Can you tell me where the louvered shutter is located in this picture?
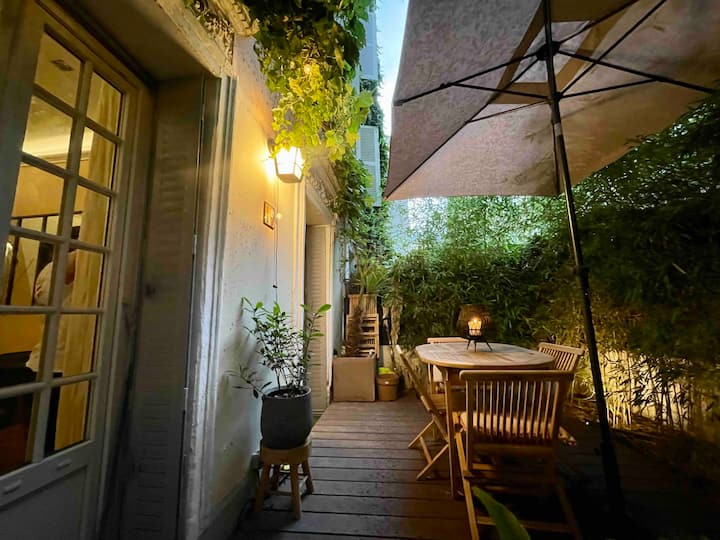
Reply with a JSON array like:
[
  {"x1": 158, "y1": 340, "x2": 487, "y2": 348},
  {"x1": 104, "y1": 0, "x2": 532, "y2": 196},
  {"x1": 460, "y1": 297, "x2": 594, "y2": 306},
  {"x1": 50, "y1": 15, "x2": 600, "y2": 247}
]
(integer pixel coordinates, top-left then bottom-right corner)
[
  {"x1": 356, "y1": 125, "x2": 381, "y2": 207},
  {"x1": 123, "y1": 78, "x2": 204, "y2": 539},
  {"x1": 304, "y1": 226, "x2": 331, "y2": 414},
  {"x1": 358, "y1": 10, "x2": 378, "y2": 81}
]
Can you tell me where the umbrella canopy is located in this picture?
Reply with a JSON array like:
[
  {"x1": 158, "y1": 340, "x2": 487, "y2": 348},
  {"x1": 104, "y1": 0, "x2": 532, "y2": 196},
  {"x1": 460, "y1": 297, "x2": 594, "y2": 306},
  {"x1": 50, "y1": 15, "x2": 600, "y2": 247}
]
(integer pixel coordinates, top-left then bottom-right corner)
[{"x1": 386, "y1": 0, "x2": 720, "y2": 200}]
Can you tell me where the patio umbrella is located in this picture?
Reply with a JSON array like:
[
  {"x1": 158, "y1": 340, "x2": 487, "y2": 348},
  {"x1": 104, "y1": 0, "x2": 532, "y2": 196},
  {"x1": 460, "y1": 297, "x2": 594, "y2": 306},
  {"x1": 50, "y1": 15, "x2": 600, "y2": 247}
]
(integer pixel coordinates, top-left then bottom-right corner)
[{"x1": 385, "y1": 0, "x2": 720, "y2": 522}]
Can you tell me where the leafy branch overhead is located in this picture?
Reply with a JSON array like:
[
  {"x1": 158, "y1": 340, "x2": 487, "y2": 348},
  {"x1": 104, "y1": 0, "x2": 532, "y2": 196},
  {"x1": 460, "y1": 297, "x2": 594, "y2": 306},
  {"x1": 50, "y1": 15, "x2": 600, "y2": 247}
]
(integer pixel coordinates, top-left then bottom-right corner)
[{"x1": 241, "y1": 0, "x2": 374, "y2": 161}]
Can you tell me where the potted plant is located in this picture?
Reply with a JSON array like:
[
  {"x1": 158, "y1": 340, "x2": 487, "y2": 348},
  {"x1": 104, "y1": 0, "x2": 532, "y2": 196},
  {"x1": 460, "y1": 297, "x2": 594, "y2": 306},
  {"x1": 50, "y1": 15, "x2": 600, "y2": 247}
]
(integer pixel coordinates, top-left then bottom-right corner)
[
  {"x1": 347, "y1": 256, "x2": 387, "y2": 317},
  {"x1": 332, "y1": 305, "x2": 377, "y2": 401},
  {"x1": 233, "y1": 299, "x2": 330, "y2": 449}
]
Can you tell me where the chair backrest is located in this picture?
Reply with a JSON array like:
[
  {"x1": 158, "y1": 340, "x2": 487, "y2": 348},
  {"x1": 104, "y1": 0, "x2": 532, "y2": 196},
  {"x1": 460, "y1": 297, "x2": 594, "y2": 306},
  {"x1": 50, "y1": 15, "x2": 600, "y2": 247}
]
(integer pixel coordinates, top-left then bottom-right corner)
[
  {"x1": 459, "y1": 370, "x2": 573, "y2": 459},
  {"x1": 538, "y1": 342, "x2": 584, "y2": 373}
]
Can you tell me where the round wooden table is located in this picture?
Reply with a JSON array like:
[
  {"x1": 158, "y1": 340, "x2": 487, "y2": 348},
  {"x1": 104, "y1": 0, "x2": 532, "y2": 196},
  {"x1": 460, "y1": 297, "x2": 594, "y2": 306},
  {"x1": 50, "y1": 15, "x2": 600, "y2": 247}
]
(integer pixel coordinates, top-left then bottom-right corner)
[
  {"x1": 416, "y1": 342, "x2": 553, "y2": 371},
  {"x1": 415, "y1": 341, "x2": 554, "y2": 496}
]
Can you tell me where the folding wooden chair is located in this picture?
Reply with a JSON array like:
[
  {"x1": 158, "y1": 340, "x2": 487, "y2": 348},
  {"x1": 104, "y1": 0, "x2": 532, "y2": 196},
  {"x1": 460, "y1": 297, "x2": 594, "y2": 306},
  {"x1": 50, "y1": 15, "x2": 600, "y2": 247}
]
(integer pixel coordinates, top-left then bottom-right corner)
[
  {"x1": 426, "y1": 337, "x2": 466, "y2": 391},
  {"x1": 398, "y1": 351, "x2": 452, "y2": 480},
  {"x1": 455, "y1": 369, "x2": 581, "y2": 539}
]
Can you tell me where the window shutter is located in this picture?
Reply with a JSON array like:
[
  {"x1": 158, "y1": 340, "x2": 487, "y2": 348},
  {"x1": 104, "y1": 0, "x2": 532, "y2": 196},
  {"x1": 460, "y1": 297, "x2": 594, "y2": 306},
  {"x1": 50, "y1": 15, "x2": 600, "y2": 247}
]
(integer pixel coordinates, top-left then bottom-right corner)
[
  {"x1": 304, "y1": 226, "x2": 331, "y2": 414},
  {"x1": 123, "y1": 78, "x2": 204, "y2": 539},
  {"x1": 358, "y1": 10, "x2": 378, "y2": 81},
  {"x1": 356, "y1": 125, "x2": 381, "y2": 207}
]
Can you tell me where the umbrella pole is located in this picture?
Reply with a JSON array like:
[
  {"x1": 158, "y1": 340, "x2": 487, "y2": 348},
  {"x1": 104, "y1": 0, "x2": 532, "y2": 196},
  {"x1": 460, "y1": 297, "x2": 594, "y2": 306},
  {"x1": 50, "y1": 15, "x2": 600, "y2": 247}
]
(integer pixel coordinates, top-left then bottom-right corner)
[{"x1": 542, "y1": 0, "x2": 626, "y2": 524}]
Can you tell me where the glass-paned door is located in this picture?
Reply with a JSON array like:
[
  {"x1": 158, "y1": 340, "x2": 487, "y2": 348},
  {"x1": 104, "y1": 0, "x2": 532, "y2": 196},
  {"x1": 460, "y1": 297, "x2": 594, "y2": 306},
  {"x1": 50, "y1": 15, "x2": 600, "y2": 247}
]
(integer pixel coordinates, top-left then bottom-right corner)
[{"x1": 0, "y1": 2, "x2": 145, "y2": 538}]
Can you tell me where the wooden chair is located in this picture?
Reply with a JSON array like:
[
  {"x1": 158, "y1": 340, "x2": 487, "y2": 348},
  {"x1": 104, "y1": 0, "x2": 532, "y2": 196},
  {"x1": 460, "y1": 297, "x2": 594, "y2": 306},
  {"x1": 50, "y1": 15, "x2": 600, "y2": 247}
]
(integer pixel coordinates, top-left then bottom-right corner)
[
  {"x1": 426, "y1": 337, "x2": 466, "y2": 391},
  {"x1": 538, "y1": 342, "x2": 584, "y2": 411},
  {"x1": 538, "y1": 342, "x2": 584, "y2": 373},
  {"x1": 454, "y1": 370, "x2": 581, "y2": 539},
  {"x1": 398, "y1": 351, "x2": 453, "y2": 480}
]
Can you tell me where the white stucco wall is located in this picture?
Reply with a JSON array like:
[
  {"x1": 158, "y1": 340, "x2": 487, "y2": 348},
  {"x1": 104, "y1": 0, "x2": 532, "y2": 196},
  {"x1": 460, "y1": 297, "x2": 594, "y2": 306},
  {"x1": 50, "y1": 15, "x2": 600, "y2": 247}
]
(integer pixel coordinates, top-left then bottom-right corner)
[{"x1": 198, "y1": 36, "x2": 306, "y2": 535}]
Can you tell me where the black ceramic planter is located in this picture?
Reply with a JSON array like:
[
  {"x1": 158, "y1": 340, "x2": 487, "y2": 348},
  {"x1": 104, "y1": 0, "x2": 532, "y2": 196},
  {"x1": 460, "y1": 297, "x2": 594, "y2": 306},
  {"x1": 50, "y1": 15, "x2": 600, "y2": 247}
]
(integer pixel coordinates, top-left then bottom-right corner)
[{"x1": 260, "y1": 386, "x2": 313, "y2": 449}]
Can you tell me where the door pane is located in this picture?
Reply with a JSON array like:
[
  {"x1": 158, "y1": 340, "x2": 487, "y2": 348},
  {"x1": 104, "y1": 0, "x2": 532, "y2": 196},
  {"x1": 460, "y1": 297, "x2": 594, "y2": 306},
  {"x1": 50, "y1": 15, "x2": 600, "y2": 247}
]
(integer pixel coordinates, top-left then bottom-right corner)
[
  {"x1": 34, "y1": 33, "x2": 81, "y2": 107},
  {"x1": 1, "y1": 235, "x2": 58, "y2": 307},
  {"x1": 54, "y1": 314, "x2": 97, "y2": 376},
  {"x1": 87, "y1": 73, "x2": 122, "y2": 134},
  {"x1": 47, "y1": 380, "x2": 90, "y2": 454},
  {"x1": 12, "y1": 165, "x2": 65, "y2": 226},
  {"x1": 82, "y1": 128, "x2": 116, "y2": 188},
  {"x1": 64, "y1": 251, "x2": 104, "y2": 308},
  {"x1": 74, "y1": 187, "x2": 110, "y2": 247},
  {"x1": 22, "y1": 97, "x2": 73, "y2": 168},
  {"x1": 0, "y1": 392, "x2": 36, "y2": 474},
  {"x1": 0, "y1": 314, "x2": 45, "y2": 380}
]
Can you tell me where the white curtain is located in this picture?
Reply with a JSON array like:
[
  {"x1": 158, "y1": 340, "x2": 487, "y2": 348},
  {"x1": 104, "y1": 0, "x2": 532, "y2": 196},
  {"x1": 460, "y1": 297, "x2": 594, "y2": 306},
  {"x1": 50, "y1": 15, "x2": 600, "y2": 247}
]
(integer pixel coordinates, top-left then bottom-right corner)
[{"x1": 55, "y1": 83, "x2": 119, "y2": 449}]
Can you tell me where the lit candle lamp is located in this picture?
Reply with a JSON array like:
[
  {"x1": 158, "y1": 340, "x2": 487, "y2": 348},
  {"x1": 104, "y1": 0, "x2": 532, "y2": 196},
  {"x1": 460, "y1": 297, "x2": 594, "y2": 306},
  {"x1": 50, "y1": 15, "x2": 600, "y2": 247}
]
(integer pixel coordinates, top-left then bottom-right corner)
[{"x1": 468, "y1": 317, "x2": 483, "y2": 336}]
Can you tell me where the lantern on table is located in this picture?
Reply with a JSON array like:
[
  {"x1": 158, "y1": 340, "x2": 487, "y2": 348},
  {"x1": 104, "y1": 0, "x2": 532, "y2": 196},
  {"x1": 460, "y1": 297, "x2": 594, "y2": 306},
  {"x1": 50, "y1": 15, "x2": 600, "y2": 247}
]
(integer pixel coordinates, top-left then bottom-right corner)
[{"x1": 456, "y1": 304, "x2": 494, "y2": 351}]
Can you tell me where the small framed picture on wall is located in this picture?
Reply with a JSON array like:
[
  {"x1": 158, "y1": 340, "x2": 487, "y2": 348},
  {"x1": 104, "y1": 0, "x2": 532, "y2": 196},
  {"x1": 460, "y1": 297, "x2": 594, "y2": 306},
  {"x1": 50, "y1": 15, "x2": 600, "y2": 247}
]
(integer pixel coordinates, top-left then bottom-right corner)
[{"x1": 263, "y1": 201, "x2": 276, "y2": 229}]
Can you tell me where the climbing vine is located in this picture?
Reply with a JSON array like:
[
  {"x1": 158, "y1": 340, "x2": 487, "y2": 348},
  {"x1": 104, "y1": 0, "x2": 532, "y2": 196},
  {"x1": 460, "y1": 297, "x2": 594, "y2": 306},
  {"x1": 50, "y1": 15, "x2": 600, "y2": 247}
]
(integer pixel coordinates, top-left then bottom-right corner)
[
  {"x1": 241, "y1": 0, "x2": 374, "y2": 161},
  {"x1": 240, "y1": 1, "x2": 390, "y2": 284},
  {"x1": 331, "y1": 76, "x2": 391, "y2": 275}
]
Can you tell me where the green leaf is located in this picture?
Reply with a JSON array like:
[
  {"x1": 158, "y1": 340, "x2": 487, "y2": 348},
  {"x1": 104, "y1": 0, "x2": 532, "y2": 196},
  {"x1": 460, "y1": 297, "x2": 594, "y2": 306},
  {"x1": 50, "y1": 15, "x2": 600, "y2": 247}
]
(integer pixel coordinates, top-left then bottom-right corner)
[
  {"x1": 356, "y1": 90, "x2": 373, "y2": 109},
  {"x1": 471, "y1": 488, "x2": 530, "y2": 540}
]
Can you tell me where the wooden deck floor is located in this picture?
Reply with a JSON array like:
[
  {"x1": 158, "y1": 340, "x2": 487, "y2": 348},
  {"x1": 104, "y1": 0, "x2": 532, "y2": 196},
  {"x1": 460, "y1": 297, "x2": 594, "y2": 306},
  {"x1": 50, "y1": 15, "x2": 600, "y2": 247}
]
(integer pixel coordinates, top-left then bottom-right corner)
[
  {"x1": 238, "y1": 395, "x2": 720, "y2": 539},
  {"x1": 240, "y1": 396, "x2": 470, "y2": 540}
]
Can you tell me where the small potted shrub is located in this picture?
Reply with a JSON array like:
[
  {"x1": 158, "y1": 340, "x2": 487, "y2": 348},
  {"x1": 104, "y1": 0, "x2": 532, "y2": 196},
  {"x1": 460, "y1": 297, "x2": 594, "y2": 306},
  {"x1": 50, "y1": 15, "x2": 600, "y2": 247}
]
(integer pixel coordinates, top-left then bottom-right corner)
[{"x1": 232, "y1": 299, "x2": 330, "y2": 449}]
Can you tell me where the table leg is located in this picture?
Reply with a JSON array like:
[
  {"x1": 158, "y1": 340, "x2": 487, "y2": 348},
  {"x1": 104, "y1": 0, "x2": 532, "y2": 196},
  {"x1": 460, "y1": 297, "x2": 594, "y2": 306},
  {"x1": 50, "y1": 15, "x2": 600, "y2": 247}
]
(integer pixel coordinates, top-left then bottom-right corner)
[{"x1": 442, "y1": 367, "x2": 460, "y2": 498}]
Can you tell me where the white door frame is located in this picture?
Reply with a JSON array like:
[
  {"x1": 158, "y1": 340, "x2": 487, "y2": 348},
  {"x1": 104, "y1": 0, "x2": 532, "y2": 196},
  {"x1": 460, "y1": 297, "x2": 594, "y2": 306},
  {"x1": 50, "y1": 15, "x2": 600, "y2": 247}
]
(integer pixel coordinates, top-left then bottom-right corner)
[{"x1": 181, "y1": 75, "x2": 235, "y2": 540}]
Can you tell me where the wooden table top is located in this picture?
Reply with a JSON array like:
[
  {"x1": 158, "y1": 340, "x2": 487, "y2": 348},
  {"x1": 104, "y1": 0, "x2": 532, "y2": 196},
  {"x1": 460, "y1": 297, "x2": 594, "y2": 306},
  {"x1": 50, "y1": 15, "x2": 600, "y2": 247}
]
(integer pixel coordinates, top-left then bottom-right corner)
[{"x1": 415, "y1": 342, "x2": 553, "y2": 370}]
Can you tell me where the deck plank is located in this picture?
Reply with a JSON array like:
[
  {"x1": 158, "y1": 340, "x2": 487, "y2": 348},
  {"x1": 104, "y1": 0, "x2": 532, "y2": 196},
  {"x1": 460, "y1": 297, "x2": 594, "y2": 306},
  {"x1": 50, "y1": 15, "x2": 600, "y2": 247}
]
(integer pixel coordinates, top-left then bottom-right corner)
[
  {"x1": 309, "y1": 456, "x2": 427, "y2": 471},
  {"x1": 311, "y1": 425, "x2": 422, "y2": 434},
  {"x1": 312, "y1": 438, "x2": 417, "y2": 450},
  {"x1": 310, "y1": 466, "x2": 446, "y2": 484},
  {"x1": 311, "y1": 446, "x2": 425, "y2": 460},
  {"x1": 304, "y1": 431, "x2": 416, "y2": 441},
  {"x1": 309, "y1": 479, "x2": 452, "y2": 500},
  {"x1": 241, "y1": 533, "x2": 381, "y2": 540},
  {"x1": 260, "y1": 494, "x2": 467, "y2": 519}
]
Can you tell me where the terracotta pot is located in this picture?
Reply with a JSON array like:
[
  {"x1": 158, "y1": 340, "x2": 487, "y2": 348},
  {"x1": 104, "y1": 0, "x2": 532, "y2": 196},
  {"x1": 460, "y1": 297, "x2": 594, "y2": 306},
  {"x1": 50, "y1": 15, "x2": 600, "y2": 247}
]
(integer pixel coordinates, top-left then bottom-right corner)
[
  {"x1": 376, "y1": 373, "x2": 399, "y2": 401},
  {"x1": 261, "y1": 386, "x2": 312, "y2": 449}
]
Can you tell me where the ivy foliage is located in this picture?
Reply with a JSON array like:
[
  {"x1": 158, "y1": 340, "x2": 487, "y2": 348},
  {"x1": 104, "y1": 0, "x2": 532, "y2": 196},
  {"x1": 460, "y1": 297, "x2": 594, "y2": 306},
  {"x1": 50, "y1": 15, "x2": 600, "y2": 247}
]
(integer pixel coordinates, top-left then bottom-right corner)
[
  {"x1": 386, "y1": 92, "x2": 720, "y2": 436},
  {"x1": 331, "y1": 72, "x2": 391, "y2": 273},
  {"x1": 242, "y1": 0, "x2": 374, "y2": 161},
  {"x1": 240, "y1": 1, "x2": 388, "y2": 259}
]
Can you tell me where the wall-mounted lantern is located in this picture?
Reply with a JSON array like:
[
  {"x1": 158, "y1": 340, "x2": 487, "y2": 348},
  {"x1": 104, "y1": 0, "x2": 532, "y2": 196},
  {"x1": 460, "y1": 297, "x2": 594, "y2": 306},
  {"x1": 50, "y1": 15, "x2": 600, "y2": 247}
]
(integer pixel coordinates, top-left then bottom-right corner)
[{"x1": 273, "y1": 146, "x2": 304, "y2": 183}]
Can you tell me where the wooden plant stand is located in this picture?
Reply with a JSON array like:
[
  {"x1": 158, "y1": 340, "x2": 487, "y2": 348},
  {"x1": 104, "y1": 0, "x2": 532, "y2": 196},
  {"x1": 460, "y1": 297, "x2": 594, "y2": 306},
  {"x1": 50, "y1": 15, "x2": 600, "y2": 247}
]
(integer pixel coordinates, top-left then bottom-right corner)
[{"x1": 254, "y1": 439, "x2": 314, "y2": 519}]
